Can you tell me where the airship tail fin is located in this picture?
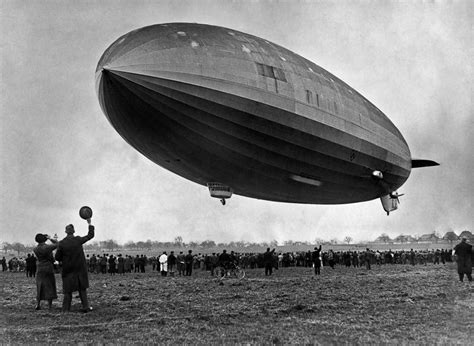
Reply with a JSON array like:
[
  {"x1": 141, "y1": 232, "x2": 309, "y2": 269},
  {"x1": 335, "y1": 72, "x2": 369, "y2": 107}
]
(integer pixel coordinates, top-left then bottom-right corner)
[{"x1": 411, "y1": 159, "x2": 440, "y2": 168}]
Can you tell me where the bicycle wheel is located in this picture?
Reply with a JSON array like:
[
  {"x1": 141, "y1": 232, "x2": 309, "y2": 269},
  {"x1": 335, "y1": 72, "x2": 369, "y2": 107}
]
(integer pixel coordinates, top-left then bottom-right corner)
[
  {"x1": 234, "y1": 267, "x2": 245, "y2": 280},
  {"x1": 218, "y1": 267, "x2": 226, "y2": 281}
]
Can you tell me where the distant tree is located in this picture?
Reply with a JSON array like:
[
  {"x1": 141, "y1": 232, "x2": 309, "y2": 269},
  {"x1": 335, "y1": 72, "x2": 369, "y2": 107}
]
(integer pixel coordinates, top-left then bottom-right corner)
[
  {"x1": 188, "y1": 241, "x2": 199, "y2": 248},
  {"x1": 24, "y1": 244, "x2": 35, "y2": 253},
  {"x1": 330, "y1": 238, "x2": 338, "y2": 244},
  {"x1": 136, "y1": 241, "x2": 146, "y2": 250},
  {"x1": 2, "y1": 242, "x2": 11, "y2": 254},
  {"x1": 124, "y1": 241, "x2": 136, "y2": 250},
  {"x1": 314, "y1": 238, "x2": 326, "y2": 245},
  {"x1": 103, "y1": 239, "x2": 119, "y2": 252},
  {"x1": 235, "y1": 241, "x2": 246, "y2": 248},
  {"x1": 377, "y1": 233, "x2": 391, "y2": 243},
  {"x1": 11, "y1": 242, "x2": 25, "y2": 256},
  {"x1": 84, "y1": 242, "x2": 100, "y2": 251},
  {"x1": 269, "y1": 240, "x2": 278, "y2": 248},
  {"x1": 200, "y1": 240, "x2": 216, "y2": 248},
  {"x1": 174, "y1": 236, "x2": 183, "y2": 247},
  {"x1": 145, "y1": 240, "x2": 152, "y2": 250},
  {"x1": 344, "y1": 236, "x2": 352, "y2": 245}
]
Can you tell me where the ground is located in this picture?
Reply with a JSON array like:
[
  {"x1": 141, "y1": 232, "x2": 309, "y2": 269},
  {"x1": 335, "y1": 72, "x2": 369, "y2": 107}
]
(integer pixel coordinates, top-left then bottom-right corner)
[{"x1": 1, "y1": 264, "x2": 472, "y2": 344}]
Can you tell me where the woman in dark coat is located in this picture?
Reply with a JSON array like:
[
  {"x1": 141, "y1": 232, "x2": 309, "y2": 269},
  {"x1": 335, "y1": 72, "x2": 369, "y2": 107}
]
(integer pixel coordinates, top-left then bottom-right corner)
[
  {"x1": 108, "y1": 255, "x2": 116, "y2": 274},
  {"x1": 117, "y1": 254, "x2": 125, "y2": 274},
  {"x1": 33, "y1": 233, "x2": 58, "y2": 310}
]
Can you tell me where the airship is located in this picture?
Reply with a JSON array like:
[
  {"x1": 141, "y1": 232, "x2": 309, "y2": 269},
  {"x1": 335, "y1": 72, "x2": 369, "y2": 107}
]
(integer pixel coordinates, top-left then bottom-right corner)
[{"x1": 95, "y1": 23, "x2": 438, "y2": 214}]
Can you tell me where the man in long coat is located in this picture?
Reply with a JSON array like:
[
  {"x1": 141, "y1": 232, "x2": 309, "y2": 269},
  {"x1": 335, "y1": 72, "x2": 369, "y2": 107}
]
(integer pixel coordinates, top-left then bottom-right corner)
[
  {"x1": 55, "y1": 223, "x2": 95, "y2": 312},
  {"x1": 312, "y1": 245, "x2": 322, "y2": 275},
  {"x1": 263, "y1": 248, "x2": 275, "y2": 276},
  {"x1": 454, "y1": 238, "x2": 472, "y2": 282}
]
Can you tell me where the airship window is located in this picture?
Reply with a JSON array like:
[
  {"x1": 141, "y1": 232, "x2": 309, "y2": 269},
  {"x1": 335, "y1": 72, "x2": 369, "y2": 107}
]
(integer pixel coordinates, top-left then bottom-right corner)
[
  {"x1": 256, "y1": 63, "x2": 287, "y2": 82},
  {"x1": 256, "y1": 63, "x2": 274, "y2": 78},
  {"x1": 264, "y1": 65, "x2": 275, "y2": 78},
  {"x1": 306, "y1": 90, "x2": 313, "y2": 104},
  {"x1": 273, "y1": 67, "x2": 287, "y2": 82},
  {"x1": 256, "y1": 63, "x2": 265, "y2": 75},
  {"x1": 316, "y1": 94, "x2": 320, "y2": 107}
]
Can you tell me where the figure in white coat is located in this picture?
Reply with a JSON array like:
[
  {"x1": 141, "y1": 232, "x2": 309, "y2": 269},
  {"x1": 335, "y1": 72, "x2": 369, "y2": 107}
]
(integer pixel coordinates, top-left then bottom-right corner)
[{"x1": 159, "y1": 251, "x2": 168, "y2": 277}]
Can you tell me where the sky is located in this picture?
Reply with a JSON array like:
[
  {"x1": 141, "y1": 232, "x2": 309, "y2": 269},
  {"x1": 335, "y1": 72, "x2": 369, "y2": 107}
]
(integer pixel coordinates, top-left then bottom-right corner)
[{"x1": 1, "y1": 0, "x2": 472, "y2": 246}]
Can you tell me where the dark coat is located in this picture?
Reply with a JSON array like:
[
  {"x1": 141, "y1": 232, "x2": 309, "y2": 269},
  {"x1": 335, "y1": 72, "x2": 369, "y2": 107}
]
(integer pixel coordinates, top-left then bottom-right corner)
[
  {"x1": 263, "y1": 249, "x2": 275, "y2": 266},
  {"x1": 34, "y1": 243, "x2": 58, "y2": 300},
  {"x1": 454, "y1": 241, "x2": 472, "y2": 275},
  {"x1": 168, "y1": 254, "x2": 177, "y2": 266},
  {"x1": 312, "y1": 245, "x2": 322, "y2": 267},
  {"x1": 55, "y1": 225, "x2": 94, "y2": 293}
]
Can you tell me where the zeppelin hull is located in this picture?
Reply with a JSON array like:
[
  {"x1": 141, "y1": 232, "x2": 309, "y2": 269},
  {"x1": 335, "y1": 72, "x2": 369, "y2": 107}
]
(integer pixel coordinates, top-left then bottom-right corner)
[{"x1": 96, "y1": 23, "x2": 412, "y2": 204}]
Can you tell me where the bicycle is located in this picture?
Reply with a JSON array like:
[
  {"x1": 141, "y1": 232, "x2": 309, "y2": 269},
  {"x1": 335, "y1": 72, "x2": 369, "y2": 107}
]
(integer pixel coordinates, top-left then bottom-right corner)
[{"x1": 217, "y1": 262, "x2": 245, "y2": 281}]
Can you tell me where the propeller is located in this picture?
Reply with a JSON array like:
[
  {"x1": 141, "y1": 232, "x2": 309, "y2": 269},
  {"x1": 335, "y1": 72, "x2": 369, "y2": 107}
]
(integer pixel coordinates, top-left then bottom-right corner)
[{"x1": 389, "y1": 191, "x2": 404, "y2": 203}]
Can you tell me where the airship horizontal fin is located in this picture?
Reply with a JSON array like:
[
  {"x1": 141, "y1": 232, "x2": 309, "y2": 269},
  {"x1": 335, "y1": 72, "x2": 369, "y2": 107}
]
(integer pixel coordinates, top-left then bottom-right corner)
[{"x1": 411, "y1": 159, "x2": 440, "y2": 168}]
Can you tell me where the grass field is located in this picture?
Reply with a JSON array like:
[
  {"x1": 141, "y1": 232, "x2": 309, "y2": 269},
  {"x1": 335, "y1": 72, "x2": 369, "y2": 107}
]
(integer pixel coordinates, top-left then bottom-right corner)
[{"x1": 1, "y1": 263, "x2": 472, "y2": 344}]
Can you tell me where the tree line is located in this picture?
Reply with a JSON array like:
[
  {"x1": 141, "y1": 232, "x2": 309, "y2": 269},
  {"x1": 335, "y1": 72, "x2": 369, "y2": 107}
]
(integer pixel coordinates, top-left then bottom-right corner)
[{"x1": 2, "y1": 230, "x2": 471, "y2": 256}]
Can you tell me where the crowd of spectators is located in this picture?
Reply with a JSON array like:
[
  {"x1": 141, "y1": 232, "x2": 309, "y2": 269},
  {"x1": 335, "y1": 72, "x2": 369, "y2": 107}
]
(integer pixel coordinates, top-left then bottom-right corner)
[
  {"x1": 0, "y1": 248, "x2": 460, "y2": 276},
  {"x1": 81, "y1": 248, "x2": 456, "y2": 275}
]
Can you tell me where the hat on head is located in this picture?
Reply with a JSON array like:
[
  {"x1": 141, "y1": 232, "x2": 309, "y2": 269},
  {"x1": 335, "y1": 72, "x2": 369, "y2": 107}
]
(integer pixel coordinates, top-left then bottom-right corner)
[
  {"x1": 35, "y1": 233, "x2": 47, "y2": 243},
  {"x1": 65, "y1": 224, "x2": 75, "y2": 234}
]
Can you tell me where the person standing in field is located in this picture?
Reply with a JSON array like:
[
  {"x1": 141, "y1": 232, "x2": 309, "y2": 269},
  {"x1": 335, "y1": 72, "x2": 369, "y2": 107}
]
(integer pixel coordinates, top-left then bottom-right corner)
[
  {"x1": 159, "y1": 251, "x2": 168, "y2": 276},
  {"x1": 185, "y1": 250, "x2": 194, "y2": 276},
  {"x1": 364, "y1": 248, "x2": 372, "y2": 270},
  {"x1": 327, "y1": 250, "x2": 336, "y2": 269},
  {"x1": 167, "y1": 251, "x2": 176, "y2": 276},
  {"x1": 1, "y1": 257, "x2": 6, "y2": 271},
  {"x1": 139, "y1": 254, "x2": 147, "y2": 273},
  {"x1": 453, "y1": 238, "x2": 472, "y2": 282},
  {"x1": 177, "y1": 251, "x2": 185, "y2": 276},
  {"x1": 25, "y1": 254, "x2": 35, "y2": 278},
  {"x1": 263, "y1": 248, "x2": 275, "y2": 276},
  {"x1": 312, "y1": 245, "x2": 322, "y2": 275},
  {"x1": 55, "y1": 223, "x2": 94, "y2": 312},
  {"x1": 117, "y1": 254, "x2": 125, "y2": 274},
  {"x1": 33, "y1": 233, "x2": 58, "y2": 310},
  {"x1": 108, "y1": 254, "x2": 116, "y2": 275}
]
